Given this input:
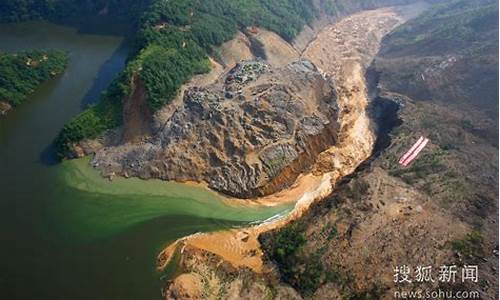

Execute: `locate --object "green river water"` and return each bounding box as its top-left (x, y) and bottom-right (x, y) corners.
top-left (0, 21), bottom-right (293, 300)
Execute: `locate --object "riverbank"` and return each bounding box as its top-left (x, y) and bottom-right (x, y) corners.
top-left (0, 21), bottom-right (296, 300)
top-left (259, 1), bottom-right (498, 297)
top-left (159, 5), bottom-right (429, 298)
top-left (0, 49), bottom-right (68, 115)
top-left (58, 157), bottom-right (295, 241)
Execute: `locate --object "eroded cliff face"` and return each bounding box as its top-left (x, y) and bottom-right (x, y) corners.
top-left (160, 4), bottom-right (430, 299)
top-left (92, 59), bottom-right (339, 197)
top-left (121, 75), bottom-right (152, 143)
top-left (258, 1), bottom-right (498, 299)
top-left (76, 0), bottom-right (428, 199)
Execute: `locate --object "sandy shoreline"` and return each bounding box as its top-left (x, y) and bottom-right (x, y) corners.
top-left (157, 4), bottom-right (419, 279)
top-left (157, 172), bottom-right (333, 272)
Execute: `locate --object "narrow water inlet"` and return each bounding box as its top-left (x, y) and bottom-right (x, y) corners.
top-left (0, 21), bottom-right (296, 300)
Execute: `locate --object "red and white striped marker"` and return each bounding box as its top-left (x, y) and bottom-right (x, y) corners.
top-left (399, 136), bottom-right (429, 167)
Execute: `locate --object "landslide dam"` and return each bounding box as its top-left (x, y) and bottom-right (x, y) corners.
top-left (0, 21), bottom-right (295, 300)
top-left (0, 2), bottom-right (429, 300)
top-left (157, 4), bottom-right (430, 298)
top-left (92, 58), bottom-right (340, 198)
top-left (83, 3), bottom-right (427, 203)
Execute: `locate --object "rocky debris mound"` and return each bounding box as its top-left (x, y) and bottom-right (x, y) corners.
top-left (225, 60), bottom-right (270, 86)
top-left (92, 59), bottom-right (339, 198)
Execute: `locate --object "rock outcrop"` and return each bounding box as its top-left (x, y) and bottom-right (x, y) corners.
top-left (259, 1), bottom-right (499, 299)
top-left (92, 59), bottom-right (339, 198)
top-left (0, 101), bottom-right (11, 115)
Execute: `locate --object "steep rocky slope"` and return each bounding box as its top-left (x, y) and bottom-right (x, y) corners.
top-left (87, 1), bottom-right (429, 198)
top-left (258, 1), bottom-right (498, 299)
top-left (64, 0), bottom-right (424, 186)
top-left (92, 58), bottom-right (339, 198)
top-left (160, 4), bottom-right (430, 299)
top-left (375, 0), bottom-right (499, 121)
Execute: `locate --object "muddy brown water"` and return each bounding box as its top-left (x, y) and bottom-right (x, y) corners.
top-left (0, 21), bottom-right (293, 300)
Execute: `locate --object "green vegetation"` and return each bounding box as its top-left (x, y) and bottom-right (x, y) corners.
top-left (320, 223), bottom-right (338, 241)
top-left (140, 0), bottom-right (317, 43)
top-left (131, 0), bottom-right (320, 111)
top-left (450, 231), bottom-right (485, 260)
top-left (0, 0), bottom-right (150, 23)
top-left (378, 0), bottom-right (498, 118)
top-left (54, 74), bottom-right (127, 156)
top-left (267, 223), bottom-right (325, 295)
top-left (0, 50), bottom-right (68, 106)
top-left (131, 42), bottom-right (210, 111)
top-left (327, 226), bottom-right (338, 241)
top-left (389, 149), bottom-right (447, 184)
top-left (384, 0), bottom-right (498, 56)
top-left (271, 223), bottom-right (306, 270)
top-left (54, 0), bottom-right (334, 157)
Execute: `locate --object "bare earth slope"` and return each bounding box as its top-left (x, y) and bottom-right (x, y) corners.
top-left (259, 1), bottom-right (499, 299)
top-left (92, 59), bottom-right (339, 198)
top-left (160, 5), bottom-right (429, 299)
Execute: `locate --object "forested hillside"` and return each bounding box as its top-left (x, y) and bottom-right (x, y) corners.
top-left (0, 0), bottom-right (150, 22)
top-left (54, 0), bottom-right (324, 157)
top-left (0, 50), bottom-right (68, 114)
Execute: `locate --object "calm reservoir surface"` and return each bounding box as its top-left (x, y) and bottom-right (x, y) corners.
top-left (0, 22), bottom-right (292, 300)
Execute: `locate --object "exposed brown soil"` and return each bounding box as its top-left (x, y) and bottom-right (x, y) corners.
top-left (153, 57), bottom-right (225, 131)
top-left (92, 58), bottom-right (340, 198)
top-left (158, 173), bottom-right (333, 273)
top-left (256, 1), bottom-right (498, 298)
top-left (247, 28), bottom-right (300, 67)
top-left (160, 6), bottom-right (425, 299)
top-left (217, 31), bottom-right (255, 68)
top-left (121, 75), bottom-right (152, 143)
